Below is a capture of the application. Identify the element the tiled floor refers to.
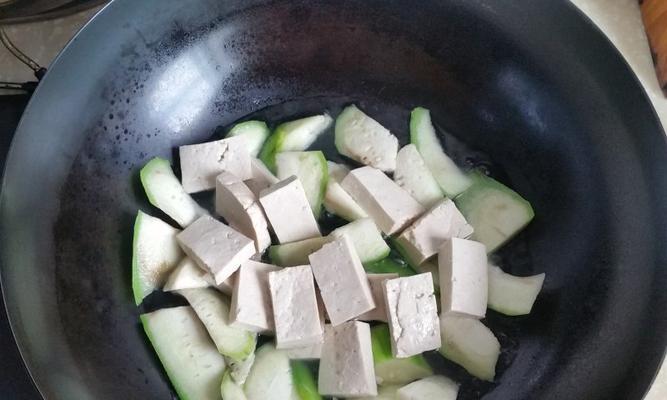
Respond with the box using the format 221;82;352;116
0;0;665;398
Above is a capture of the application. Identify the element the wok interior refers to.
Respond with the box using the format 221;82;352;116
1;1;665;399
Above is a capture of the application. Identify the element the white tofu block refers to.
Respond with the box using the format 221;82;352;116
396;199;473;266
230;260;281;333
245;158;279;197
215;170;242;185
286;323;328;361
163;253;233;295
176;216;255;285
163;257;215;292
268;265;323;349
286;342;323;360
179;136;252;193
215;274;235;296
163;258;235;295
413;259;440;291
316;290;328;325
341;166;425;235
286;302;328;360
357;273;398;322
318;321;377;397
249;252;264;261
309;236;375;325
259;176;321;243
384;273;441;358
397;375;459;400
215;172;272;253
438;238;488;318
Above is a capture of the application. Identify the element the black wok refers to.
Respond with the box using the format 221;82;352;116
1;0;666;399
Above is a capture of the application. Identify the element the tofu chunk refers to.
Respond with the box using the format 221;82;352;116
384;273;441;358
309;236;375;325
259;176;321;243
438;238;488;318
413;259;440;291
357;273;398;322
286;323;329;360
268;265;323;349
341;166;425;235
318;321;377;397
287;302;328;360
245;158;279;197
215;274;235;296
176;215;255;284
286;342;323;360
215;172;271;253
163;257;236;294
396;199;473;265
163;257;215;292
179;136;252;193
229;260;281;333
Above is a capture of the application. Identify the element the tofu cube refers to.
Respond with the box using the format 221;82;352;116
309;236;375;325
384;273;441;358
318;321;377;397
396;199;474;265
259;176;321;243
356;273;398;322
163;257;237;295
287;301;328;360
286;342;324;360
341;166;425;235
286;323;330;360
163;257;215;292
229;260;281;333
245;158;279;197
268;265;323;349
215;172;271;253
176;216;255;284
216;274;235;295
179;136;252;193
316;291;328;326
438;238;488;318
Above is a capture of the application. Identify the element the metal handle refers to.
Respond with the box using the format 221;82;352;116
0;26;45;92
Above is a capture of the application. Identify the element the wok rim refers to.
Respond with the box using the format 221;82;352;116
0;0;665;399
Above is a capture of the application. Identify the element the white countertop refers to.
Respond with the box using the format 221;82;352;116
0;0;665;398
